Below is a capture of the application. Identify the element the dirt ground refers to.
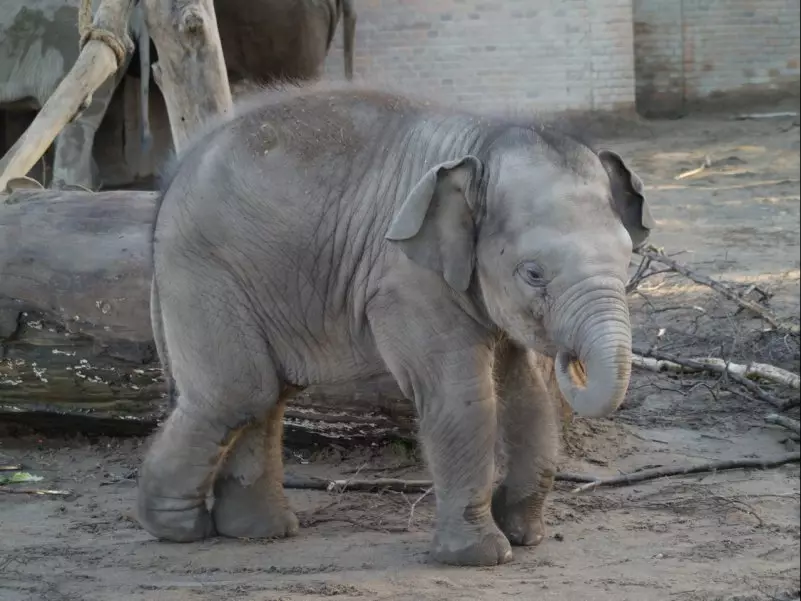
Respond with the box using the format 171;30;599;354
1;101;800;601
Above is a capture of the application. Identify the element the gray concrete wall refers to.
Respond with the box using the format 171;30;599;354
323;0;638;113
633;0;800;115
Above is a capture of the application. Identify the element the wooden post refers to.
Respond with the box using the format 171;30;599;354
141;0;233;153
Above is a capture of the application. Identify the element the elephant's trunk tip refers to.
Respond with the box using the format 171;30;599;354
555;339;632;419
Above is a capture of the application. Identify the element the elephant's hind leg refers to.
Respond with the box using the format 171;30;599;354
211;398;299;539
136;280;283;543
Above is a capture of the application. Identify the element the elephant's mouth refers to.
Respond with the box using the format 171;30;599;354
556;352;588;389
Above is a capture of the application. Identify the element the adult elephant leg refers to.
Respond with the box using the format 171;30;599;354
50;74;120;190
491;340;560;546
211;398;299;539
137;271;282;542
369;301;512;567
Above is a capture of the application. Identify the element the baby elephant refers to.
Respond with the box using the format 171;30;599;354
138;82;654;567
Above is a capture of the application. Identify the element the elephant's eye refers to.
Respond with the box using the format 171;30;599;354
517;262;546;287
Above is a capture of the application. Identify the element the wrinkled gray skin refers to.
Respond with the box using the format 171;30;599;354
0;0;151;190
139;83;655;567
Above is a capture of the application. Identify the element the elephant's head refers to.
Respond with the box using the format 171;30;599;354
386;127;654;418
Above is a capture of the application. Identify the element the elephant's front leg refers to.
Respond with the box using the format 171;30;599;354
212;399;299;539
491;341;560;547
371;313;511;566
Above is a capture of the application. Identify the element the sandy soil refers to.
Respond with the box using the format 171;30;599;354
1;103;799;601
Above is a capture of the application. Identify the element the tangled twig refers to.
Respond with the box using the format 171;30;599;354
636;245;799;335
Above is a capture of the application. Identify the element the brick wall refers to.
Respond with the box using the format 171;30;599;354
634;0;801;115
323;0;637;113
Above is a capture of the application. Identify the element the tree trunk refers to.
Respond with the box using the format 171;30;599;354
0;189;417;446
141;0;233;153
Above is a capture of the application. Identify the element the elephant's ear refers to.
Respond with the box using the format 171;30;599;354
598;149;655;250
385;156;482;292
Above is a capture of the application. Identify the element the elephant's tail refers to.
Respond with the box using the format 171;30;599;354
150;274;177;411
341;0;356;80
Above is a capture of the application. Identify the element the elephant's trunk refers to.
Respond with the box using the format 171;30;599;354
550;282;633;418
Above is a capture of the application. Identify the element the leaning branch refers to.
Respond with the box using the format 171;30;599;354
632;347;796;410
570;452;800;493
636;245;799;335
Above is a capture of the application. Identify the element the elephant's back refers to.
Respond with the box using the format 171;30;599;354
215;0;334;84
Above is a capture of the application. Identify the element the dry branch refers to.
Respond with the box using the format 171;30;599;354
636;246;799;335
570;452;801;493
0;0;136;190
675;155;712;180
282;472;598;494
282;453;801;496
765;413;801;436
0;488;73;497
632;347;794;410
632;353;799;391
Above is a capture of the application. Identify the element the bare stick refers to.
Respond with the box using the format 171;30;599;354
283;475;434;493
632;346;794;410
284;454;800;497
675;155;712;180
0;488;73;497
282;471;598;494
0;0;136;191
632;354;799;391
694;358;799;390
765;413;801;436
571;452;800;494
0;465;22;471
637;246;800;335
733;111;799;120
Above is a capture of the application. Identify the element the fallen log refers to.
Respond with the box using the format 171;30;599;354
0;189;418;446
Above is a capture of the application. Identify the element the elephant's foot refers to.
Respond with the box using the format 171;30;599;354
137;486;215;543
212;476;299;540
431;522;513;566
491;485;547;547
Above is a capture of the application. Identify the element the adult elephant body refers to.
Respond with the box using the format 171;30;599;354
215;0;356;83
138;83;655;567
